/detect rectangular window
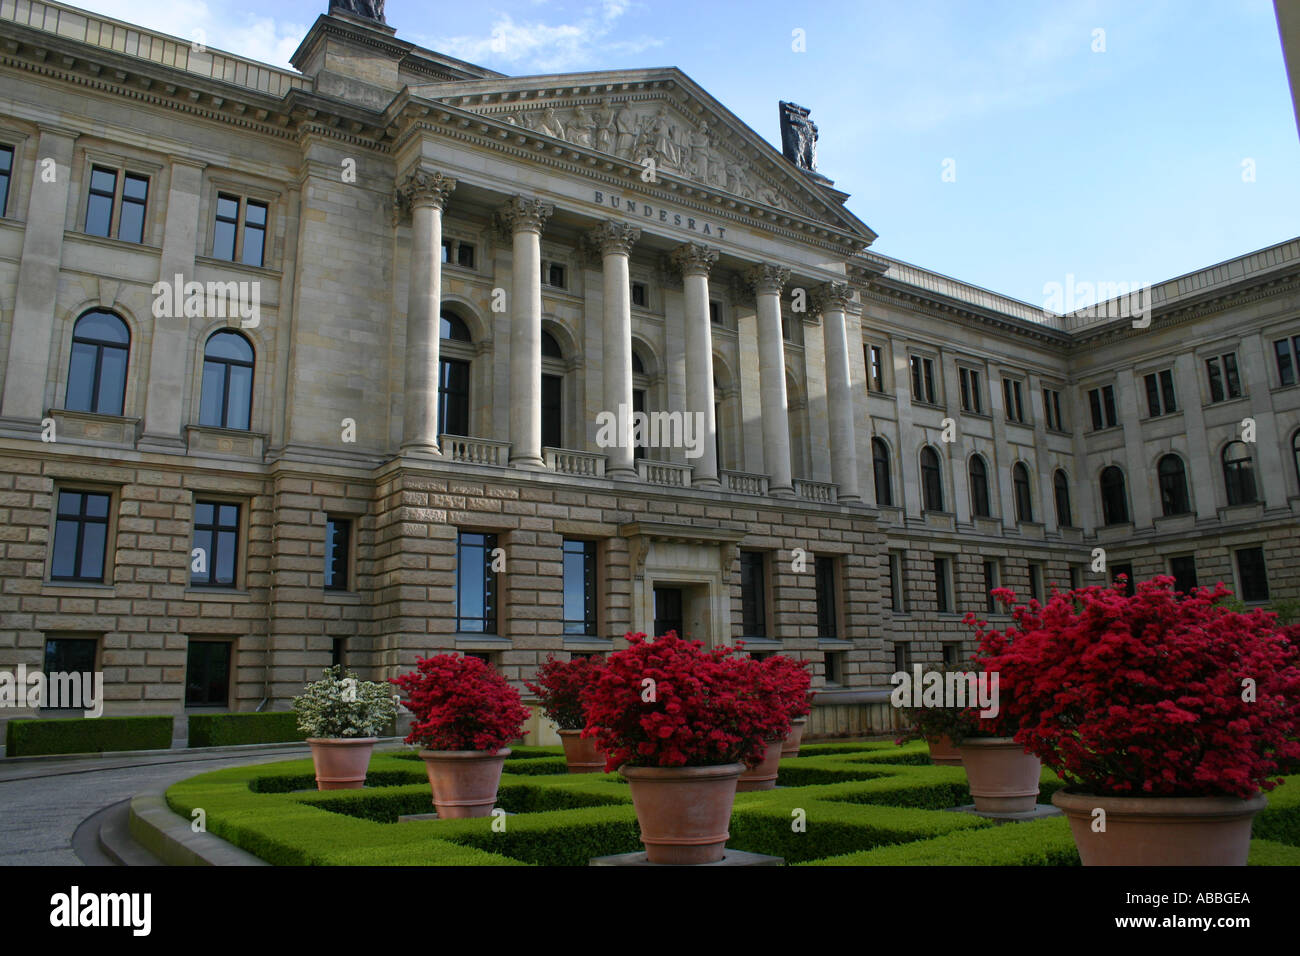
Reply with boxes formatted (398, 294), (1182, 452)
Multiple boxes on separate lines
(456, 242), (475, 269)
(213, 194), (267, 267)
(740, 551), (767, 637)
(824, 651), (844, 685)
(868, 345), (885, 392)
(242, 200), (267, 267)
(332, 637), (346, 668)
(541, 373), (563, 449)
(441, 238), (452, 263)
(1275, 336), (1300, 387)
(709, 300), (721, 324)
(1028, 562), (1044, 602)
(1111, 562), (1136, 597)
(893, 641), (911, 673)
(982, 560), (999, 614)
(456, 532), (498, 634)
(1002, 378), (1025, 423)
(43, 637), (98, 709)
(1069, 565), (1082, 591)
(910, 355), (936, 404)
(51, 490), (111, 583)
(630, 282), (648, 308)
(84, 166), (117, 237)
(213, 193), (240, 261)
(0, 144), (12, 217)
(959, 367), (983, 413)
(1169, 555), (1197, 595)
(1043, 388), (1064, 431)
(1205, 353), (1242, 403)
(562, 539), (597, 636)
(324, 516), (351, 592)
(814, 555), (838, 639)
(544, 262), (566, 289)
(1144, 369), (1177, 417)
(1235, 546), (1269, 602)
(191, 501), (240, 588)
(438, 358), (470, 437)
(888, 551), (906, 613)
(941, 642), (961, 666)
(934, 556), (952, 613)
(1088, 385), (1117, 430)
(185, 640), (231, 707)
(119, 173), (148, 243)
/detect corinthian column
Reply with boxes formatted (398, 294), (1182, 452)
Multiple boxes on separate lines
(747, 263), (793, 496)
(672, 242), (721, 488)
(815, 281), (861, 502)
(499, 195), (554, 469)
(589, 219), (641, 479)
(397, 168), (456, 454)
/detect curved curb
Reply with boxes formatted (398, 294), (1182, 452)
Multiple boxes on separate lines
(128, 792), (268, 866)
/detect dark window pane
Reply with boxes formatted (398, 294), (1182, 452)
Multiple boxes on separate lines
(1145, 373), (1161, 417)
(1089, 389), (1103, 430)
(934, 558), (950, 613)
(1102, 386), (1117, 426)
(244, 201), (267, 227)
(185, 641), (231, 707)
(1236, 547), (1269, 602)
(325, 517), (350, 591)
(76, 311), (130, 345)
(95, 346), (128, 416)
(456, 243), (475, 268)
(541, 373), (563, 449)
(740, 551), (766, 636)
(85, 192), (113, 237)
(213, 219), (237, 261)
(815, 556), (837, 639)
(1170, 556), (1197, 595)
(226, 364), (253, 430)
(1207, 358), (1224, 403)
(84, 493), (109, 519)
(66, 342), (97, 412)
(438, 358), (470, 437)
(1276, 339), (1295, 387)
(79, 523), (106, 580)
(199, 363), (225, 426)
(52, 518), (80, 578)
(1224, 353), (1241, 397)
(215, 530), (237, 585)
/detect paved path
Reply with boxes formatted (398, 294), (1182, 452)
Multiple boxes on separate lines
(0, 745), (314, 866)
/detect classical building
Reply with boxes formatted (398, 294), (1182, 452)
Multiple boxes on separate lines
(1, 1), (1297, 741)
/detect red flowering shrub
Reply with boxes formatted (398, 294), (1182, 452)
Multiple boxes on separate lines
(524, 654), (596, 730)
(580, 632), (778, 772)
(757, 654), (815, 728)
(968, 577), (1300, 798)
(390, 654), (531, 752)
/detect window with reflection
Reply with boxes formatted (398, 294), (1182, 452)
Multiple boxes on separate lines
(920, 446), (943, 512)
(66, 310), (129, 416)
(969, 454), (990, 518)
(1100, 466), (1129, 525)
(199, 331), (254, 430)
(1157, 454), (1191, 516)
(1222, 441), (1258, 506)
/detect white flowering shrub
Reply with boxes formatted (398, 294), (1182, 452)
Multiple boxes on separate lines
(293, 665), (397, 738)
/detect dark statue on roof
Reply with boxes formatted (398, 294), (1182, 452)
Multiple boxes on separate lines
(779, 101), (818, 172)
(330, 0), (386, 23)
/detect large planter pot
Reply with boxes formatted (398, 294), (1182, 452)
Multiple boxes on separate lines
(557, 729), (604, 774)
(959, 737), (1041, 813)
(621, 763), (745, 864)
(926, 734), (963, 767)
(737, 738), (784, 791)
(418, 748), (510, 818)
(1053, 790), (1268, 866)
(307, 737), (377, 790)
(781, 717), (808, 758)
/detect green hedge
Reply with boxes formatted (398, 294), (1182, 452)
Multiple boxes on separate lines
(187, 711), (306, 748)
(5, 715), (173, 757)
(1250, 775), (1300, 846)
(801, 816), (1081, 866)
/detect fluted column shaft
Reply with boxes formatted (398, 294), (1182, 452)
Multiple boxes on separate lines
(749, 264), (793, 495)
(674, 243), (721, 488)
(591, 220), (640, 478)
(817, 281), (862, 502)
(398, 169), (456, 453)
(501, 196), (554, 469)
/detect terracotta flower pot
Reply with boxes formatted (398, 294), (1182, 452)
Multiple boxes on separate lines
(781, 717), (808, 758)
(1053, 789), (1268, 866)
(307, 737), (377, 790)
(926, 734), (963, 766)
(558, 729), (604, 773)
(958, 737), (1041, 813)
(418, 748), (510, 818)
(737, 738), (784, 791)
(621, 763), (745, 864)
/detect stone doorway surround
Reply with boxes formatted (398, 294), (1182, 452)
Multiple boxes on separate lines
(620, 521), (746, 647)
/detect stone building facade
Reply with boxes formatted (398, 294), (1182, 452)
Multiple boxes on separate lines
(0, 2), (1297, 741)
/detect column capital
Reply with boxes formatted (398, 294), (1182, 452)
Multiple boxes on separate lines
(671, 242), (720, 277)
(396, 168), (456, 213)
(498, 195), (555, 235)
(747, 263), (790, 296)
(588, 218), (641, 256)
(814, 280), (854, 314)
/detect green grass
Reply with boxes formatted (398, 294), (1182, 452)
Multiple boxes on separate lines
(163, 741), (1300, 867)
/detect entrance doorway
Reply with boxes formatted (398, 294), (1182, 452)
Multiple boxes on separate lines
(653, 586), (684, 638)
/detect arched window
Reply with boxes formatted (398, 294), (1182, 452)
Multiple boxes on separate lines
(199, 330), (254, 430)
(541, 330), (564, 449)
(1222, 441), (1258, 506)
(66, 310), (130, 416)
(438, 309), (472, 437)
(1099, 465), (1129, 525)
(872, 438), (893, 507)
(1053, 469), (1072, 527)
(1012, 462), (1033, 522)
(1157, 454), (1191, 516)
(968, 454), (990, 518)
(920, 446), (944, 512)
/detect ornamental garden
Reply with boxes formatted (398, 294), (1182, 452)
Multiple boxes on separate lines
(159, 576), (1300, 866)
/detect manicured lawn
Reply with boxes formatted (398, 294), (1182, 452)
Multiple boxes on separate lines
(164, 741), (1300, 866)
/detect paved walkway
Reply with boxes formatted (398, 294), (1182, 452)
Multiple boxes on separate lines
(0, 744), (314, 866)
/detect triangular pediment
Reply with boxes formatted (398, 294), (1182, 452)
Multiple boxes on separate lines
(406, 68), (876, 245)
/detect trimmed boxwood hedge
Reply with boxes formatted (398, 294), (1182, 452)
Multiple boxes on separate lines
(188, 711), (306, 748)
(5, 715), (173, 757)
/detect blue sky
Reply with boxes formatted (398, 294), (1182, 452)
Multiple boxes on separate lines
(75, 0), (1299, 307)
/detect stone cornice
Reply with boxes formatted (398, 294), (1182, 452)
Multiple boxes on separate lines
(860, 283), (1073, 350)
